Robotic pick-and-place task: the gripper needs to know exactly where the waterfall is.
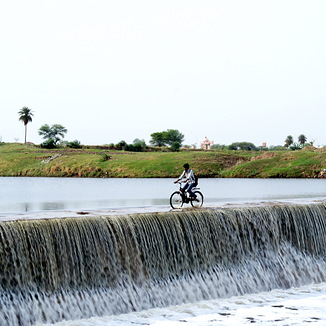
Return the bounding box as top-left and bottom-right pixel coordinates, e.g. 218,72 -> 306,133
1,204 -> 326,325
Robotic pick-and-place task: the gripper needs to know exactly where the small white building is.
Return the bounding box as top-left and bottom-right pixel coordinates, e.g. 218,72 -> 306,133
201,137 -> 214,150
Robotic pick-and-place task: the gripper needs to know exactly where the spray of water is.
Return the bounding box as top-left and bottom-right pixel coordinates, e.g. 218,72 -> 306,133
0,204 -> 326,325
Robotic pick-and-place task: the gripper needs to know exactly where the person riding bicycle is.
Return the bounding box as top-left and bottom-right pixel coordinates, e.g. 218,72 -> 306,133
174,163 -> 197,200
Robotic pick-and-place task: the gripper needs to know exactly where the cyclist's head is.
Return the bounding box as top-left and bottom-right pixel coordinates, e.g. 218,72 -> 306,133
183,163 -> 190,169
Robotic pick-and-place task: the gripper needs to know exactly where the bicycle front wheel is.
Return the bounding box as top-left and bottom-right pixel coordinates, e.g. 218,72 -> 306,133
170,191 -> 184,209
191,191 -> 204,208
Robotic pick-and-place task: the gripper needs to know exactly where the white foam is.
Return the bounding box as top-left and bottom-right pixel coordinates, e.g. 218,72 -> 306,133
37,283 -> 326,325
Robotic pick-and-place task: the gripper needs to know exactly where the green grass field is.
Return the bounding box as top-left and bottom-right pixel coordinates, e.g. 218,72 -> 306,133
0,143 -> 325,178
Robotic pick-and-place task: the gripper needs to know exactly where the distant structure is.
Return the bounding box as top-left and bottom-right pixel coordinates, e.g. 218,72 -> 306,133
201,137 -> 214,150
261,142 -> 267,147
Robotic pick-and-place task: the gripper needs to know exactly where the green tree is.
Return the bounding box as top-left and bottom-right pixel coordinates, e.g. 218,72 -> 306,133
170,141 -> 181,152
228,142 -> 257,151
298,134 -> 307,146
150,129 -> 184,148
132,138 -> 146,152
18,107 -> 34,143
115,140 -> 127,150
38,124 -> 67,146
284,135 -> 293,148
164,129 -> 184,146
150,132 -> 166,147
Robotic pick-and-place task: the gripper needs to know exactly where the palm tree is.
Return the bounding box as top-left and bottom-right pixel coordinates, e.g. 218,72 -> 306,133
18,107 -> 34,143
284,135 -> 293,149
298,134 -> 307,146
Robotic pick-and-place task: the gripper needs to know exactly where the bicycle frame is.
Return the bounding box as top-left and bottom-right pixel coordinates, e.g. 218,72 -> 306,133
170,181 -> 204,209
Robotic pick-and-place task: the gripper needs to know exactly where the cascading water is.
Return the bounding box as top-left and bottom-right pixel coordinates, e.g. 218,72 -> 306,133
1,204 -> 326,325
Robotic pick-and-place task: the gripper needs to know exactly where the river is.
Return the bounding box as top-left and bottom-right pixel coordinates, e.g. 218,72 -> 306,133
1,177 -> 326,216
1,177 -> 326,325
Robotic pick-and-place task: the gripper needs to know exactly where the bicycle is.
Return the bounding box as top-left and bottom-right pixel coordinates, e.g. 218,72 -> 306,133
170,181 -> 204,209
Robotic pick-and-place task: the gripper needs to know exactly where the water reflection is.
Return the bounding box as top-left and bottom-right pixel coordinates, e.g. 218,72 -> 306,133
41,202 -> 66,211
20,202 -> 33,212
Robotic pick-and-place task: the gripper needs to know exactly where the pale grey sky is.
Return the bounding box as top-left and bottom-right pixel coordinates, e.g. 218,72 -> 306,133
1,0 -> 325,147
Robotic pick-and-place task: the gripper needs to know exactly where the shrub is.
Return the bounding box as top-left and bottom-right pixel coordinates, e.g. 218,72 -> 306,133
171,141 -> 181,152
99,152 -> 111,161
40,139 -> 57,149
67,140 -> 82,149
228,142 -> 258,151
115,140 -> 127,150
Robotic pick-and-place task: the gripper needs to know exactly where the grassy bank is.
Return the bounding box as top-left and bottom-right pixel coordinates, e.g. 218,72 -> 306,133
0,143 -> 325,178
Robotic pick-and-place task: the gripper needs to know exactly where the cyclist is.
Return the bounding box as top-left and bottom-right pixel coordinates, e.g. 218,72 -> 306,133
174,163 -> 197,200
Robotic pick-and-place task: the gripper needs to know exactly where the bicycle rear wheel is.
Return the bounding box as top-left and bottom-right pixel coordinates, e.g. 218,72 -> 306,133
191,191 -> 204,208
170,191 -> 184,209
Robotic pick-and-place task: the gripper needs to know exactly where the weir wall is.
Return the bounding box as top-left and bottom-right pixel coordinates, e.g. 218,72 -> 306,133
1,204 -> 326,325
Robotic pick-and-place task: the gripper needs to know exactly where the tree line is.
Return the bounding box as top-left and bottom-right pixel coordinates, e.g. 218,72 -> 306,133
284,134 -> 313,150
212,134 -> 312,151
17,107 -> 184,151
18,107 -> 313,151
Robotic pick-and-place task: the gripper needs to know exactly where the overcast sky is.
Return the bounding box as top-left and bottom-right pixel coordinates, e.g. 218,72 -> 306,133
1,0 -> 325,147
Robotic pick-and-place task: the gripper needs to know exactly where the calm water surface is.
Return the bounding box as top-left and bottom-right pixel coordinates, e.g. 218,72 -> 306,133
1,177 -> 326,214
